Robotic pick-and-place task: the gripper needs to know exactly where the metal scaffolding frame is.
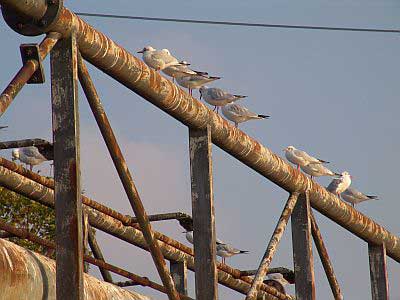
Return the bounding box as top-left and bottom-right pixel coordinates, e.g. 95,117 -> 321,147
0,1 -> 395,299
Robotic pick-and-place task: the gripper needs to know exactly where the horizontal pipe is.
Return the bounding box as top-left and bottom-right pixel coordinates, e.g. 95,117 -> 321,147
0,164 -> 289,300
1,2 -> 395,262
0,238 -> 150,300
0,220 -> 193,300
0,138 -> 52,150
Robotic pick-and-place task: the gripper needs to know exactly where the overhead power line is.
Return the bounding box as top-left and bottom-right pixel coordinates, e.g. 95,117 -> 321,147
75,12 -> 400,34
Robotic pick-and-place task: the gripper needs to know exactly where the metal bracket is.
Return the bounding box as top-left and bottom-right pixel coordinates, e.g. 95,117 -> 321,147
20,44 -> 45,84
2,0 -> 63,36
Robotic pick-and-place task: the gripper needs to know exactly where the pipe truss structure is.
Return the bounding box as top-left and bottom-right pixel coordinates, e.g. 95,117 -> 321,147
0,1 -> 395,299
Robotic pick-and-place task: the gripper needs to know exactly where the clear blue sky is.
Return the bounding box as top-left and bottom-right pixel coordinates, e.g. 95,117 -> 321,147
1,1 -> 399,299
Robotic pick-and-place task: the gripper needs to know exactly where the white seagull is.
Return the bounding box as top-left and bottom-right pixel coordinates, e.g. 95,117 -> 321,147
12,146 -> 48,171
176,74 -> 221,96
222,103 -> 269,128
216,242 -> 249,264
301,163 -> 339,179
283,146 -> 329,170
326,171 -> 352,199
341,187 -> 378,207
199,86 -> 246,113
162,61 -> 207,83
137,46 -> 183,71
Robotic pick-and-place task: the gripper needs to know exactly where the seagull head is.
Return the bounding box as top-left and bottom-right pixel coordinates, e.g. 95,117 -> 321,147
137,46 -> 155,53
283,145 -> 295,152
11,148 -> 19,161
341,171 -> 352,179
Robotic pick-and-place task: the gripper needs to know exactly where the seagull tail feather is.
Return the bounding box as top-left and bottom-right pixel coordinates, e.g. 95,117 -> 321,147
257,114 -> 270,119
233,94 -> 247,99
318,159 -> 330,164
367,195 -> 378,200
239,250 -> 249,254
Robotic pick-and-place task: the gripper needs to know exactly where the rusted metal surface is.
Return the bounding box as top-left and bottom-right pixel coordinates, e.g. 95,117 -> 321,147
291,193 -> 316,300
131,212 -> 192,223
0,0 -> 47,20
88,225 -> 114,283
368,243 -> 389,300
0,165 -> 288,300
77,55 -> 179,300
51,32 -> 84,300
0,2 -> 395,262
246,193 -> 299,300
170,260 -> 188,295
310,211 -> 343,300
0,32 -> 60,117
20,44 -> 45,83
189,125 -> 218,300
0,238 -> 150,300
0,138 -> 51,150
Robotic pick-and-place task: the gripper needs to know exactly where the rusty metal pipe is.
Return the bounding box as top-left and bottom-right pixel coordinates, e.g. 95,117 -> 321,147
0,164 -> 288,300
0,32 -> 60,117
0,220 -> 192,300
310,211 -> 343,300
246,193 -> 299,300
0,3 -> 394,262
0,0 -> 47,20
0,157 -> 288,295
0,138 -> 52,149
0,238 -> 150,299
77,54 -> 179,300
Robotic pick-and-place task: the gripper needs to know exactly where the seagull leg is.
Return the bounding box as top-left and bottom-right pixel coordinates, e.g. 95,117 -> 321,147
213,106 -> 217,112
30,165 -> 33,172
352,203 -> 355,208
235,123 -> 238,128
222,257 -> 225,264
297,165 -> 300,170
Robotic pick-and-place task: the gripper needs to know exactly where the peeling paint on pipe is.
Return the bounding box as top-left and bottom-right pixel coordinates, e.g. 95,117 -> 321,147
0,165 -> 289,300
0,238 -> 150,300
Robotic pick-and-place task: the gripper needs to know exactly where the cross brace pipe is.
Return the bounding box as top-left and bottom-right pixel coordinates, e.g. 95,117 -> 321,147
0,164 -> 289,300
0,32 -> 60,117
0,2 -> 398,262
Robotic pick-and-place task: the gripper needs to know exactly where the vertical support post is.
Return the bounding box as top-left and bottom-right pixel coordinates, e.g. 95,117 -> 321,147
246,192 -> 299,300
51,32 -> 83,300
310,211 -> 343,300
189,125 -> 218,300
291,193 -> 315,300
170,260 -> 188,295
368,243 -> 389,300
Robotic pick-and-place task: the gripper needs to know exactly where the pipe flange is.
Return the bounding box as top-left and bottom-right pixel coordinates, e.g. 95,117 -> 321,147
1,0 -> 63,36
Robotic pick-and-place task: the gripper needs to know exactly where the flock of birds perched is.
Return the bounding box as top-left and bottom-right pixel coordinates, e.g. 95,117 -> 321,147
137,46 -> 270,127
4,45 -> 380,290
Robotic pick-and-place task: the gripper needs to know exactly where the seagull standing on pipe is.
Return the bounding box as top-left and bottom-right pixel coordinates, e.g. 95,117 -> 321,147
300,163 -> 339,179
176,74 -> 221,96
216,242 -> 249,264
162,60 -> 208,83
283,146 -> 329,170
12,146 -> 48,171
340,186 -> 378,207
222,103 -> 269,128
326,171 -> 352,199
199,86 -> 246,114
137,46 -> 184,71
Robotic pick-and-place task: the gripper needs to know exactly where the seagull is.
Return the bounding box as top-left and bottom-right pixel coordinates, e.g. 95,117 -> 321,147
341,187 -> 378,207
326,171 -> 352,199
137,46 -> 183,71
216,242 -> 249,264
300,163 -> 339,179
162,61 -> 207,83
183,230 -> 225,245
199,86 -> 246,113
221,103 -> 269,127
12,146 -> 48,171
263,273 -> 289,293
283,146 -> 329,170
0,126 -> 8,130
176,74 -> 221,96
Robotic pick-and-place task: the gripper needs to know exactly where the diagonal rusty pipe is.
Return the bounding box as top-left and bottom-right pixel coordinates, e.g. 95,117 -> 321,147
0,2 -> 397,262
76,54 -> 179,300
0,163 -> 289,300
0,32 -> 60,117
246,193 -> 299,300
